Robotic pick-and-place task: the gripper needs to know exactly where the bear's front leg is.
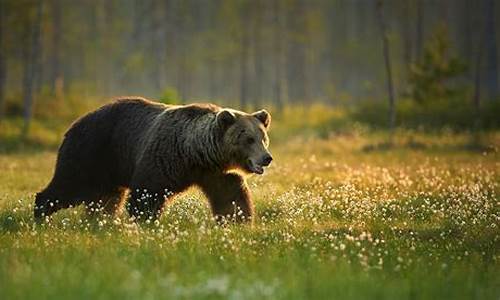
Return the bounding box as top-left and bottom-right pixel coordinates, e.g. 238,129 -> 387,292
198,173 -> 254,223
127,187 -> 169,222
127,160 -> 175,222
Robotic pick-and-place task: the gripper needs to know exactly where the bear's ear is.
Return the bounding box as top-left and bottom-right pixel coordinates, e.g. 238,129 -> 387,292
252,110 -> 271,129
216,110 -> 236,128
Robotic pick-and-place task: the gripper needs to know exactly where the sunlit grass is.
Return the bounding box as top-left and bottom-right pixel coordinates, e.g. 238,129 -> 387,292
0,126 -> 499,299
0,103 -> 499,299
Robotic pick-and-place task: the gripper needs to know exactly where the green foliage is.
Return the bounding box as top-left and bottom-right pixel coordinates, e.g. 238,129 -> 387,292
159,87 -> 181,105
409,26 -> 467,104
351,98 -> 500,131
1,99 -> 499,155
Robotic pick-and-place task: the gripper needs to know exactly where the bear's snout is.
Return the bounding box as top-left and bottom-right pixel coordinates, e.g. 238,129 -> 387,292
261,154 -> 273,167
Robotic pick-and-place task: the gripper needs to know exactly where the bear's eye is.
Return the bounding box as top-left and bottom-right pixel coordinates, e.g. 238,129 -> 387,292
246,137 -> 255,145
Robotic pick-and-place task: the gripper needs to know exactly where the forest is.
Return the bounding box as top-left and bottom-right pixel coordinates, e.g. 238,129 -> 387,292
0,0 -> 499,134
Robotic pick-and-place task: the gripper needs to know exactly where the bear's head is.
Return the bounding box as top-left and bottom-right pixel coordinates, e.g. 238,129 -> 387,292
216,109 -> 273,175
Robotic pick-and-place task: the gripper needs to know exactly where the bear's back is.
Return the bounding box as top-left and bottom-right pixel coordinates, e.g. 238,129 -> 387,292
111,98 -> 221,120
56,98 -> 167,184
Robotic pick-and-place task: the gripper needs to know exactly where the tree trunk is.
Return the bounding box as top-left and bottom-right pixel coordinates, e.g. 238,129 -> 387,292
415,0 -> 424,60
462,0 -> 474,79
103,0 -> 114,94
152,0 -> 167,92
50,0 -> 62,97
33,14 -> 43,96
239,4 -> 251,109
165,0 -> 177,96
287,1 -> 308,103
473,28 -> 484,134
301,0 -> 312,103
484,0 -> 498,100
0,0 -> 6,119
376,0 -> 396,133
173,1 -> 190,102
402,1 -> 413,70
22,0 -> 43,136
471,5 -> 487,145
252,0 -> 263,108
272,0 -> 288,111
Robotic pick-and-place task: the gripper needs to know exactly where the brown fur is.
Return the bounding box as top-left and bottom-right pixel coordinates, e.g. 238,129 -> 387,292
34,97 -> 272,223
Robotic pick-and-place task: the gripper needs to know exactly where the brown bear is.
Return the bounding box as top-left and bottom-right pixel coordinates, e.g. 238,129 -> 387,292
34,97 -> 272,223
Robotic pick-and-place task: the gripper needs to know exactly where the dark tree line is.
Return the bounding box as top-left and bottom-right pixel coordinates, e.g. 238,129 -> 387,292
0,0 -> 498,129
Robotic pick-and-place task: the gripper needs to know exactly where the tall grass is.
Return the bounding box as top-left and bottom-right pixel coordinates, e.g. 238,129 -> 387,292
0,99 -> 498,299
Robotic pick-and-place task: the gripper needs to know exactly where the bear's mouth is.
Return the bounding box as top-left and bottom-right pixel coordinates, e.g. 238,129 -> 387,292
245,160 -> 265,175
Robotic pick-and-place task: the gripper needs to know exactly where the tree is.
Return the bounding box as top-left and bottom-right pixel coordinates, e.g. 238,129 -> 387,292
473,22 -> 484,132
376,0 -> 396,132
22,0 -> 43,136
287,0 -> 311,103
0,0 -> 494,118
173,0 -> 192,102
409,26 -> 467,104
272,0 -> 288,110
461,0 -> 474,73
415,0 -> 424,60
50,0 -> 62,97
252,0 -> 264,108
401,1 -> 413,70
484,0 -> 498,100
151,0 -> 168,91
239,1 -> 251,108
0,0 -> 6,119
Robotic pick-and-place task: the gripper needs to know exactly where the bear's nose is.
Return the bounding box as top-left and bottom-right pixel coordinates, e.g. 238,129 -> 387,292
262,154 -> 273,166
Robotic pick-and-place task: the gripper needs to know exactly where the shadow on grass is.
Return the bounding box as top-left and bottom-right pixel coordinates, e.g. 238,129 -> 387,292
0,206 -> 145,235
362,140 -> 497,153
0,210 -> 31,233
460,142 -> 497,153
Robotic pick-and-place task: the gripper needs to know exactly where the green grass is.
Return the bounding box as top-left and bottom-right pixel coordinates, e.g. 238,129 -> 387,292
0,110 -> 499,299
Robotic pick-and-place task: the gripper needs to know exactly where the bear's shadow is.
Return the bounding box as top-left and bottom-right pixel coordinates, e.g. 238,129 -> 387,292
0,210 -> 29,233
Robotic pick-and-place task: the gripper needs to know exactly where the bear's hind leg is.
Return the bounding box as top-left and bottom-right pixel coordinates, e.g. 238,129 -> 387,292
86,187 -> 129,218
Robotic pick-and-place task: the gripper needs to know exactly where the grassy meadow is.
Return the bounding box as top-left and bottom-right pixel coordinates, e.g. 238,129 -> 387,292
0,105 -> 499,299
